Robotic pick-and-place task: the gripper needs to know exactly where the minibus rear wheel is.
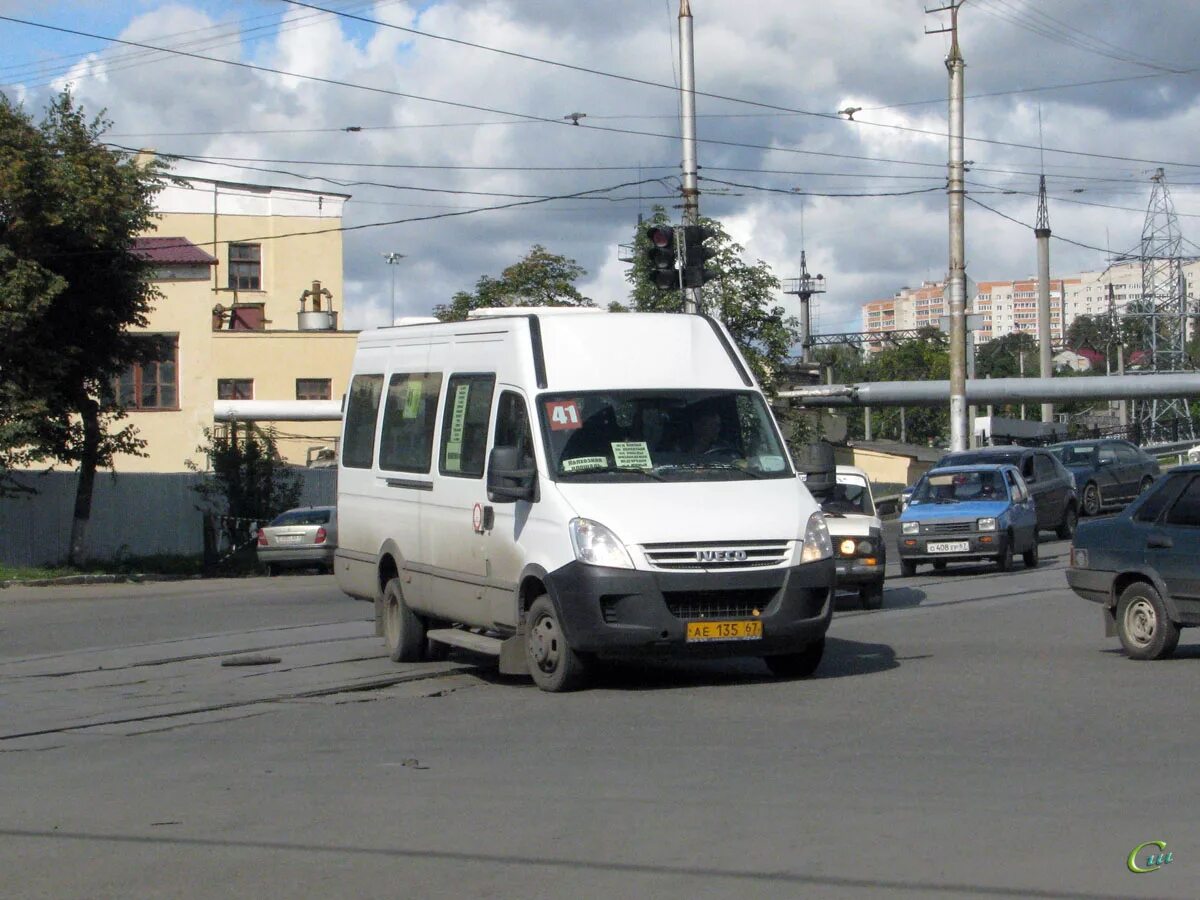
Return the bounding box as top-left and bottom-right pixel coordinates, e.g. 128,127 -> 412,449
526,595 -> 588,692
383,577 -> 426,663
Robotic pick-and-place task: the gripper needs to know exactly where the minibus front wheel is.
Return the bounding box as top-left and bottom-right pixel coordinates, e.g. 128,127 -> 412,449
526,595 -> 589,692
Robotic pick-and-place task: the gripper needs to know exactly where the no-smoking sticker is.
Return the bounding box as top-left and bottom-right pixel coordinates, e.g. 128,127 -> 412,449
545,399 -> 582,431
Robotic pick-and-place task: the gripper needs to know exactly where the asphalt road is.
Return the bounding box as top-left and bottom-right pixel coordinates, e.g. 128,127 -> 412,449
1,536 -> 1196,899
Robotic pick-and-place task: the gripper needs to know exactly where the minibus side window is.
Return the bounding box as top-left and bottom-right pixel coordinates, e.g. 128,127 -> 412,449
379,372 -> 443,473
439,374 -> 496,478
494,391 -> 534,468
341,374 -> 384,469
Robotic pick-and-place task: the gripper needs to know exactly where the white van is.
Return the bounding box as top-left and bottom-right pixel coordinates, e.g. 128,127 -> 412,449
335,308 -> 834,691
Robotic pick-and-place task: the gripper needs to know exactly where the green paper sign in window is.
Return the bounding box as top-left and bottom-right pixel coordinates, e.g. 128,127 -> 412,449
444,383 -> 470,471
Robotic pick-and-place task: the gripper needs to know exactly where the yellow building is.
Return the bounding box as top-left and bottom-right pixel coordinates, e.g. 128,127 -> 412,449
117,175 -> 357,472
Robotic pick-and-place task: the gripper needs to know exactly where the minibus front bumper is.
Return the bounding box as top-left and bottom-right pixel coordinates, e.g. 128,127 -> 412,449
542,557 -> 834,658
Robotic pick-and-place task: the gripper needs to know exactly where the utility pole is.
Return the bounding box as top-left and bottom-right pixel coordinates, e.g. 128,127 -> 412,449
928,1 -> 969,451
1035,174 -> 1054,423
783,252 -> 826,363
383,252 -> 405,323
678,0 -> 701,315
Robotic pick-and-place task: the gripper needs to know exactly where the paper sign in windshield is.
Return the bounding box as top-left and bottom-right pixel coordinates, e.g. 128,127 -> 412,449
612,442 -> 652,469
562,456 -> 608,473
545,399 -> 582,431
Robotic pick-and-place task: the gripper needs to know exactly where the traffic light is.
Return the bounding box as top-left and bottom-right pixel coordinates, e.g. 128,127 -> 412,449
643,224 -> 678,290
682,224 -> 718,288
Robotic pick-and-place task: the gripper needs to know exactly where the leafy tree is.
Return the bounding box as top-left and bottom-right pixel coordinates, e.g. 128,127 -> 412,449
435,244 -> 592,321
974,332 -> 1039,380
863,327 -> 949,445
0,90 -> 167,563
188,425 -> 301,567
625,206 -> 799,391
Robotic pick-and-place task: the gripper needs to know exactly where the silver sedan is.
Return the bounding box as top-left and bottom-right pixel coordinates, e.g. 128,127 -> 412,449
256,506 -> 337,575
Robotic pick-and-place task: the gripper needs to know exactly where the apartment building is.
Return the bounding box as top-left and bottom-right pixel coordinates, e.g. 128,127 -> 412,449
861,260 -> 1200,354
112,174 -> 358,472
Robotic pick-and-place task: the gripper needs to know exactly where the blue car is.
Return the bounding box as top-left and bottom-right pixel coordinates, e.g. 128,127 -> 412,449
898,464 -> 1040,576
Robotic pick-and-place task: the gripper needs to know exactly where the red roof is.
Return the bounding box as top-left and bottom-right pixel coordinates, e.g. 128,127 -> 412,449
132,237 -> 217,266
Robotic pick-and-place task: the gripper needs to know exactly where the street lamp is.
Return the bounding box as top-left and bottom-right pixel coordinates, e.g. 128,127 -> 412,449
382,252 -> 405,324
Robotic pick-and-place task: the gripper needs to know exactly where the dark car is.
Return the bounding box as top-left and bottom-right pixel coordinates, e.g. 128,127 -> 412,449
935,446 -> 1078,538
1067,464 -> 1200,659
256,506 -> 337,575
1050,439 -> 1161,517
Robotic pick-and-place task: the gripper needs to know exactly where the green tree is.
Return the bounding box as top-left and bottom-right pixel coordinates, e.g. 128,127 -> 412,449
974,332 -> 1039,380
0,90 -> 168,562
625,206 -> 799,391
188,425 -> 302,567
435,244 -> 592,321
863,327 -> 950,445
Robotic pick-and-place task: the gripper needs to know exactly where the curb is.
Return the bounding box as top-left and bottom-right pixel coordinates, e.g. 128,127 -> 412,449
0,573 -> 203,589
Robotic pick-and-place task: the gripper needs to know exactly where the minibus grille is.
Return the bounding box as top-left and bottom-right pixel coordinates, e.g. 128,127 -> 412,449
664,589 -> 778,620
922,521 -> 973,535
641,540 -> 791,570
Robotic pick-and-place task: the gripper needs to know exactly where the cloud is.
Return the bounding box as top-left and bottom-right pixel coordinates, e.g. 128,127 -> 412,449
4,0 -> 1199,337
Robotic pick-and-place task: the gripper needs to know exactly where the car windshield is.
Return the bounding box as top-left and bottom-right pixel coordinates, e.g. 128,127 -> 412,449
269,509 -> 331,527
817,477 -> 874,516
538,389 -> 792,482
911,470 -> 1008,504
1056,445 -> 1097,467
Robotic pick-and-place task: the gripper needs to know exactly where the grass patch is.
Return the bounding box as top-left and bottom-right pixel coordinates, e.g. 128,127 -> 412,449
1,552 -> 262,582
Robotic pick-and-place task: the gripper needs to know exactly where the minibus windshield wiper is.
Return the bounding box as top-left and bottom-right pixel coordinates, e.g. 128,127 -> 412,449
655,463 -> 766,479
558,466 -> 665,481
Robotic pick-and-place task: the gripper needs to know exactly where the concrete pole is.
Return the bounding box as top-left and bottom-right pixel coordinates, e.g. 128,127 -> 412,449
864,406 -> 873,441
678,0 -> 701,315
1118,345 -> 1129,426
799,295 -> 812,363
1036,224 -> 1054,422
945,3 -> 969,451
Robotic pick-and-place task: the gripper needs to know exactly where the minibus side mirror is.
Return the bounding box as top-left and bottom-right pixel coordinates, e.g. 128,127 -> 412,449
487,445 -> 537,503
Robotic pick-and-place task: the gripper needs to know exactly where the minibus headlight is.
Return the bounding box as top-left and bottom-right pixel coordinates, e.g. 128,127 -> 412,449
569,518 -> 634,569
902,521 -> 920,535
800,512 -> 832,563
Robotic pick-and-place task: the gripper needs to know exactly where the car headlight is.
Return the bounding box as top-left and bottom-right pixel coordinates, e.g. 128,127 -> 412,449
902,521 -> 920,535
977,517 -> 997,532
800,512 -> 832,563
568,518 -> 634,569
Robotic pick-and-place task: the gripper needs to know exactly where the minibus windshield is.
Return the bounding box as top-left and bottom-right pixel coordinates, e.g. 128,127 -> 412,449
538,390 -> 793,482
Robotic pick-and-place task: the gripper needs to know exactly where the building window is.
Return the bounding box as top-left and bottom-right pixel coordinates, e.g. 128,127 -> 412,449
217,379 -> 254,400
113,336 -> 178,410
228,243 -> 261,290
296,378 -> 332,400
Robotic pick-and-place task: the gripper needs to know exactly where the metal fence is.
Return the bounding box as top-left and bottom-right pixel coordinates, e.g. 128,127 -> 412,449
0,468 -> 336,568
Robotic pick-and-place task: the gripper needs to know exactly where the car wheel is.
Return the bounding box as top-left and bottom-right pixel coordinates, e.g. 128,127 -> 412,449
764,638 -> 825,679
1116,582 -> 1180,660
1023,540 -> 1039,568
383,577 -> 427,663
1082,482 -> 1101,517
860,582 -> 884,610
996,539 -> 1014,572
1139,476 -> 1154,494
526,595 -> 588,692
900,559 -> 917,577
1055,504 -> 1078,540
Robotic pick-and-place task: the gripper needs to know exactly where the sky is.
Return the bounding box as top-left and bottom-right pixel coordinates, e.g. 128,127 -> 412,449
3,0 -> 1200,336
